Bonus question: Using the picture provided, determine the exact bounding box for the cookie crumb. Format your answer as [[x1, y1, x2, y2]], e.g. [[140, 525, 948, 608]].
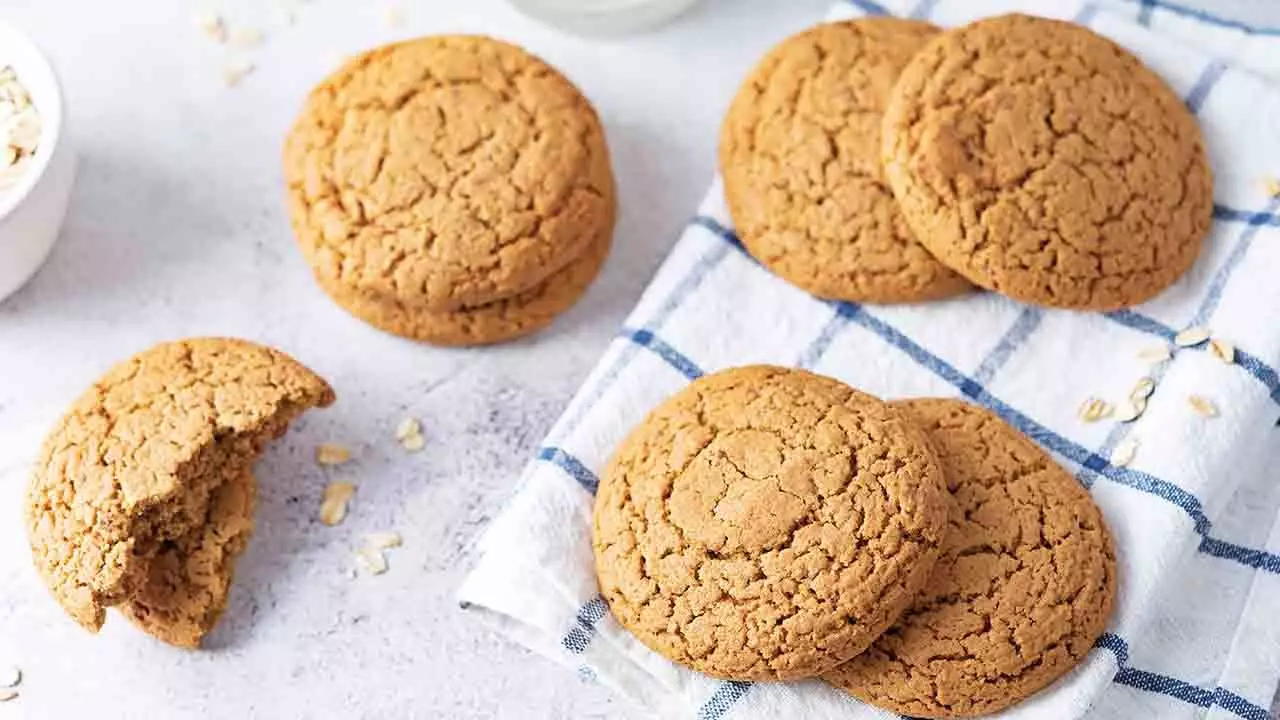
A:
[[1077, 397, 1111, 423], [0, 688, 16, 702], [356, 547, 388, 575], [383, 5, 406, 27], [222, 59, 255, 87], [1115, 398, 1147, 423], [0, 665, 19, 688], [1130, 377, 1156, 401], [196, 11, 227, 42], [1188, 395, 1219, 418], [229, 26, 264, 48], [319, 481, 356, 526], [1265, 177, 1280, 198], [1111, 438, 1139, 467], [1209, 338, 1235, 364], [1137, 346, 1171, 365], [366, 531, 402, 550], [1174, 326, 1211, 348], [316, 443, 352, 466]]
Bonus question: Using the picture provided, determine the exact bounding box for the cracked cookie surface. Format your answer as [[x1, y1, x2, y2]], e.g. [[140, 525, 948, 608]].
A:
[[25, 338, 334, 633], [721, 18, 969, 303], [285, 35, 615, 311], [322, 225, 609, 346], [882, 14, 1212, 310], [592, 366, 949, 680], [824, 398, 1117, 718]]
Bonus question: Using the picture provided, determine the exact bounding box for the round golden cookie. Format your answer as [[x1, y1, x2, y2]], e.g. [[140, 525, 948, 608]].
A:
[[323, 230, 609, 346], [284, 35, 616, 311], [719, 19, 970, 304], [25, 338, 334, 634], [592, 366, 950, 680], [881, 14, 1213, 310], [825, 399, 1117, 718]]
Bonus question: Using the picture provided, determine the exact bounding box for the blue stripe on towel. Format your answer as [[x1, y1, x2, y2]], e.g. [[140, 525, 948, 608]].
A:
[[561, 597, 608, 654], [536, 446, 600, 494], [1120, 0, 1280, 35], [1193, 197, 1280, 326], [1199, 536, 1280, 574], [972, 308, 1044, 384], [1095, 633, 1271, 718], [1213, 205, 1280, 227], [696, 681, 754, 720], [623, 328, 705, 380], [1185, 60, 1228, 113], [843, 0, 890, 16]]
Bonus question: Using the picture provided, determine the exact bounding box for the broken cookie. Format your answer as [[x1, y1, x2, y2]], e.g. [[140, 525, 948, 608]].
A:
[[24, 338, 334, 645]]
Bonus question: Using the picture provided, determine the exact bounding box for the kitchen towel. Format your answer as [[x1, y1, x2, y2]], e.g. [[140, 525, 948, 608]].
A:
[[459, 1, 1280, 717]]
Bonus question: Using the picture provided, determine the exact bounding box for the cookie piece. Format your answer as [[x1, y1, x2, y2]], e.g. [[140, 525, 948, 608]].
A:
[[120, 465, 256, 649], [324, 229, 609, 346], [593, 366, 949, 680], [882, 14, 1213, 310], [720, 19, 970, 304], [25, 338, 334, 633], [825, 399, 1117, 718], [285, 35, 616, 311]]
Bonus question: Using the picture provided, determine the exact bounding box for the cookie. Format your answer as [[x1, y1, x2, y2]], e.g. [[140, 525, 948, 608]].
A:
[[882, 14, 1213, 310], [120, 466, 256, 648], [719, 19, 970, 304], [321, 211, 610, 346], [25, 338, 334, 634], [825, 399, 1117, 718], [593, 366, 949, 680], [284, 35, 616, 311]]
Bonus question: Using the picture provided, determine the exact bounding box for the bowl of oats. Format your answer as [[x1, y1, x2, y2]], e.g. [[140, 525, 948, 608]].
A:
[[0, 18, 74, 303]]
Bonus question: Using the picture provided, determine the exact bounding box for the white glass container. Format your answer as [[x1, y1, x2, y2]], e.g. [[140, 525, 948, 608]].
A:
[[507, 0, 703, 35]]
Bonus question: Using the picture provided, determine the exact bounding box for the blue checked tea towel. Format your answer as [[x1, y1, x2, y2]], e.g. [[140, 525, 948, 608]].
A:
[[458, 1, 1280, 717]]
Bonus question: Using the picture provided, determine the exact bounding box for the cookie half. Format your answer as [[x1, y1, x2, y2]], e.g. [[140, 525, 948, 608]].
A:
[[882, 14, 1213, 310], [593, 366, 949, 680], [720, 18, 970, 303], [825, 398, 1117, 718], [323, 230, 609, 346], [120, 465, 256, 648], [25, 338, 334, 634], [285, 35, 616, 311]]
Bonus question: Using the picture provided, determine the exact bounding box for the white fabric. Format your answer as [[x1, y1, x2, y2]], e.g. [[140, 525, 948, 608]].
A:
[[459, 1, 1280, 718]]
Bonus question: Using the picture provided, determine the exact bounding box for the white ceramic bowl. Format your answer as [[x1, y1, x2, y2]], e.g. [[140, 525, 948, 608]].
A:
[[0, 19, 75, 303], [506, 0, 703, 35]]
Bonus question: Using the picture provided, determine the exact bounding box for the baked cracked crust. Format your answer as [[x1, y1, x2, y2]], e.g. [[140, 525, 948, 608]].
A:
[[825, 398, 1117, 718], [721, 18, 970, 303], [25, 338, 334, 636], [321, 224, 609, 346], [882, 14, 1212, 310], [284, 35, 616, 312], [592, 366, 949, 680]]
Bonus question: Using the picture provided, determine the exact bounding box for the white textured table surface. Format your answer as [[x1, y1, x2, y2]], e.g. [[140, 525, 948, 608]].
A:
[[2, 1, 1275, 719], [0, 0, 828, 717]]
